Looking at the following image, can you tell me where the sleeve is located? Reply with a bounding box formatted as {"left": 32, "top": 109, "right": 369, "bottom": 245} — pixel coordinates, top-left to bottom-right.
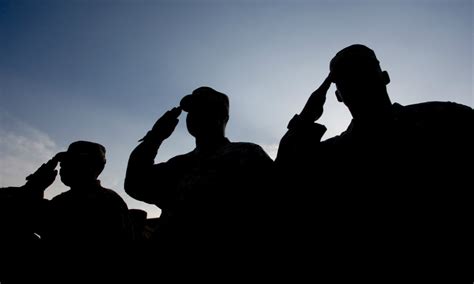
{"left": 275, "top": 114, "right": 327, "bottom": 167}
{"left": 124, "top": 140, "right": 180, "bottom": 210}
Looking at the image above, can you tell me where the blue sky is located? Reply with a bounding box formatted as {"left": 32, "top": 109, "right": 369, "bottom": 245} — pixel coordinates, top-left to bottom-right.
{"left": 1, "top": 0, "right": 472, "bottom": 218}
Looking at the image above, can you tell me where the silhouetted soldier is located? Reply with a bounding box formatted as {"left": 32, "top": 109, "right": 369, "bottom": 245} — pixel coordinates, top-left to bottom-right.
{"left": 16, "top": 141, "right": 132, "bottom": 241}
{"left": 276, "top": 44, "right": 473, "bottom": 278}
{"left": 1, "top": 141, "right": 135, "bottom": 282}
{"left": 125, "top": 87, "right": 273, "bottom": 256}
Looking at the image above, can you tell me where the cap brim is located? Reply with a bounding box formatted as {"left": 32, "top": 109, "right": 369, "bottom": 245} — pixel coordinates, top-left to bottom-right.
{"left": 179, "top": 94, "right": 193, "bottom": 112}
{"left": 54, "top": 152, "right": 68, "bottom": 162}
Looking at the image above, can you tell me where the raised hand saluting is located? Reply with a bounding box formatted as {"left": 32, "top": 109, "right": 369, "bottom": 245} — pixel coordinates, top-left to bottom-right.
{"left": 140, "top": 107, "right": 182, "bottom": 142}
{"left": 299, "top": 75, "right": 332, "bottom": 123}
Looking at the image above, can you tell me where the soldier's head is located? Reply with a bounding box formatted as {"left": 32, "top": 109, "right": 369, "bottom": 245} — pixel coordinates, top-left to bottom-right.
{"left": 330, "top": 44, "right": 391, "bottom": 119}
{"left": 57, "top": 141, "right": 106, "bottom": 187}
{"left": 180, "top": 87, "right": 229, "bottom": 138}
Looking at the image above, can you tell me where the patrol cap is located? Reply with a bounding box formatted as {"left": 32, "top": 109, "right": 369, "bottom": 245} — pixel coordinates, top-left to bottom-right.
{"left": 57, "top": 141, "right": 106, "bottom": 164}
{"left": 330, "top": 44, "right": 380, "bottom": 77}
{"left": 180, "top": 86, "right": 229, "bottom": 117}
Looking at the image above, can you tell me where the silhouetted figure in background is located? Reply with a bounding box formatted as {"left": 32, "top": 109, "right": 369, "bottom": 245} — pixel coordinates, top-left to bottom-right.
{"left": 1, "top": 141, "right": 136, "bottom": 282}
{"left": 4, "top": 141, "right": 132, "bottom": 242}
{"left": 1, "top": 186, "right": 42, "bottom": 242}
{"left": 1, "top": 154, "right": 66, "bottom": 243}
{"left": 125, "top": 87, "right": 273, "bottom": 257}
{"left": 128, "top": 208, "right": 152, "bottom": 241}
{"left": 276, "top": 44, "right": 473, "bottom": 278}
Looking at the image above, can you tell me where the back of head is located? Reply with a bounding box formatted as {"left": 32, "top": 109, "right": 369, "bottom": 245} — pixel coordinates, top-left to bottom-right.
{"left": 330, "top": 44, "right": 380, "bottom": 75}
{"left": 180, "top": 86, "right": 230, "bottom": 138}
{"left": 59, "top": 141, "right": 107, "bottom": 186}
{"left": 66, "top": 141, "right": 106, "bottom": 162}
{"left": 180, "top": 86, "right": 229, "bottom": 119}
{"left": 330, "top": 44, "right": 391, "bottom": 119}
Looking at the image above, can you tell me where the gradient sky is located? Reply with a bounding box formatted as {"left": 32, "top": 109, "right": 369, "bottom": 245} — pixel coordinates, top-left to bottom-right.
{"left": 1, "top": 0, "right": 472, "bottom": 218}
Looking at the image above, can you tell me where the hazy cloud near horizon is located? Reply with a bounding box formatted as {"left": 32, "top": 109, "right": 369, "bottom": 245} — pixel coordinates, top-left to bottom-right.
{"left": 0, "top": 113, "right": 59, "bottom": 185}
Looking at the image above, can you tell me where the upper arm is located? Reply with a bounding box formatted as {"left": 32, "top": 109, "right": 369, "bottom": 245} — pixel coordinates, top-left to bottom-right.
{"left": 125, "top": 161, "right": 178, "bottom": 207}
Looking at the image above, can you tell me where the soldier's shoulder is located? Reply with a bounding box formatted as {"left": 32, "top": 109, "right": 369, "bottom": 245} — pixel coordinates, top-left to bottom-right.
{"left": 166, "top": 150, "right": 196, "bottom": 163}
{"left": 98, "top": 186, "right": 129, "bottom": 209}
{"left": 49, "top": 190, "right": 76, "bottom": 207}
{"left": 401, "top": 101, "right": 473, "bottom": 117}
{"left": 226, "top": 142, "right": 272, "bottom": 160}
{"left": 227, "top": 141, "right": 264, "bottom": 152}
{"left": 100, "top": 186, "right": 125, "bottom": 198}
{"left": 397, "top": 101, "right": 472, "bottom": 127}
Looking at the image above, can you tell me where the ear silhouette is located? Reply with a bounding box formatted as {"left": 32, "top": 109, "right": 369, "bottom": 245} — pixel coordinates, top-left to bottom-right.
{"left": 335, "top": 90, "right": 343, "bottom": 102}
{"left": 382, "top": 71, "right": 390, "bottom": 85}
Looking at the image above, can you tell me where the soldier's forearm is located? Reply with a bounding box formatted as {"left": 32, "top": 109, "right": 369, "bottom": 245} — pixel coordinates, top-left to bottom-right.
{"left": 124, "top": 140, "right": 162, "bottom": 200}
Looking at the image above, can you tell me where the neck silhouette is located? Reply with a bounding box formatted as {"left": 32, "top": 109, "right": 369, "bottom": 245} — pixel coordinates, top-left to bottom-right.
{"left": 195, "top": 133, "right": 228, "bottom": 153}
{"left": 68, "top": 179, "right": 100, "bottom": 192}
{"left": 349, "top": 89, "right": 393, "bottom": 123}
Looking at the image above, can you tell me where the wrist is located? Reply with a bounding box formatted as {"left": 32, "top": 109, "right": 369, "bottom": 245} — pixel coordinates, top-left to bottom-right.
{"left": 139, "top": 130, "right": 165, "bottom": 143}
{"left": 22, "top": 181, "right": 46, "bottom": 198}
{"left": 287, "top": 114, "right": 314, "bottom": 130}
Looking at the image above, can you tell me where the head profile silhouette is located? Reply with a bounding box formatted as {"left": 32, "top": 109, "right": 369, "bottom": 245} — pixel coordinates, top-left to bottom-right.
{"left": 58, "top": 141, "right": 106, "bottom": 187}
{"left": 180, "top": 86, "right": 230, "bottom": 139}
{"left": 330, "top": 44, "right": 392, "bottom": 120}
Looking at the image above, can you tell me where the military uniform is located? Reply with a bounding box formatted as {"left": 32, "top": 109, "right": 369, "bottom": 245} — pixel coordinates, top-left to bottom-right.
{"left": 276, "top": 101, "right": 473, "bottom": 278}
{"left": 126, "top": 137, "right": 273, "bottom": 251}
{"left": 39, "top": 180, "right": 132, "bottom": 241}
{"left": 125, "top": 86, "right": 274, "bottom": 256}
